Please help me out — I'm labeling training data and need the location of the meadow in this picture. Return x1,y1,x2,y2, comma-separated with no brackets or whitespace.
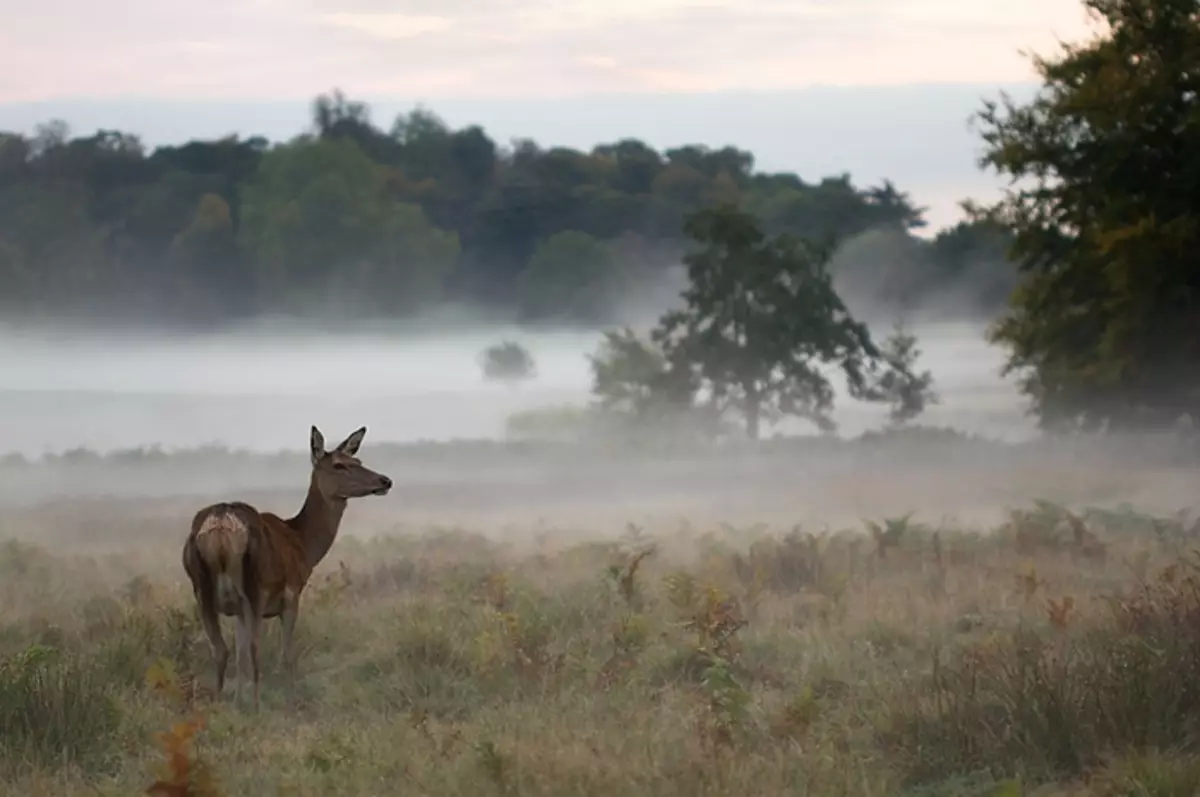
2,432,1200,796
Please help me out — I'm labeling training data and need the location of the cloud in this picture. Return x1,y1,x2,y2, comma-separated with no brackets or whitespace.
0,0,1100,101
314,12,454,40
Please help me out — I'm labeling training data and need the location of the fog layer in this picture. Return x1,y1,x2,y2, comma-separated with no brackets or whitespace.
0,320,1028,457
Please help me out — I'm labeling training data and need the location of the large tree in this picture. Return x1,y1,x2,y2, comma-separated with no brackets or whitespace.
649,204,911,438
975,0,1200,430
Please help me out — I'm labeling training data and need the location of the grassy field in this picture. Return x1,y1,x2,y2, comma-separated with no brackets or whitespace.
3,489,1200,796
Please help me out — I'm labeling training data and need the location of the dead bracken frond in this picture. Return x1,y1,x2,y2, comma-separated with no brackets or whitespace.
144,662,223,797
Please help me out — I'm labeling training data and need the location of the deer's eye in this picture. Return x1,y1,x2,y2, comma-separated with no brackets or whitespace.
333,462,348,471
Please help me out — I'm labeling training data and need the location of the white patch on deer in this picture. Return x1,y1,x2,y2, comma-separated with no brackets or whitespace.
195,511,250,615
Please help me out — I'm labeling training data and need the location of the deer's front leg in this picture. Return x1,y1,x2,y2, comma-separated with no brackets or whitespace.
279,591,300,699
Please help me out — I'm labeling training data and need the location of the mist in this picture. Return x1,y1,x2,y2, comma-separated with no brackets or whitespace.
0,316,1028,458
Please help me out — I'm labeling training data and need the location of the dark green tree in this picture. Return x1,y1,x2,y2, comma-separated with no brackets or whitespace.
517,231,624,324
974,0,1200,430
651,204,892,439
238,136,458,313
587,327,720,440
479,340,537,385
589,328,694,416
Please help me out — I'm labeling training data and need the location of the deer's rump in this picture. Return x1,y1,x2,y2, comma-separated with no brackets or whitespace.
184,501,264,616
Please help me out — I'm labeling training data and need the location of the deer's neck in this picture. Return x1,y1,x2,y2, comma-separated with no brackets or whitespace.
287,476,348,569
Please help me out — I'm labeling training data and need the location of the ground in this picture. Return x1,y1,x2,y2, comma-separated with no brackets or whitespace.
2,441,1200,796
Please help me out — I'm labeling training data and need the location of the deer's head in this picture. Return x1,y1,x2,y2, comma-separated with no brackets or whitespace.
309,425,392,500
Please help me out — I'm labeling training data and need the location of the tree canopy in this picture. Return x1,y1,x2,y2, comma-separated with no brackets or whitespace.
976,0,1200,431
590,205,935,439
0,92,1014,327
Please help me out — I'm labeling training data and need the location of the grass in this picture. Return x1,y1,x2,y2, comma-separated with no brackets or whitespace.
1,500,1199,796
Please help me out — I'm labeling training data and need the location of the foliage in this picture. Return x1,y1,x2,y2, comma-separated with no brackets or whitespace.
144,716,223,797
0,91,1016,327
503,404,593,442
143,658,223,797
974,0,1200,430
640,204,929,438
586,326,727,441
883,555,1200,786
0,644,122,774
589,329,696,415
478,340,537,385
875,321,940,426
516,231,624,324
239,136,459,314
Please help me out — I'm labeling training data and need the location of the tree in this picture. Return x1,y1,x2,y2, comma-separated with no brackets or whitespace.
479,340,537,385
974,0,1200,430
167,193,251,317
0,90,1010,328
239,136,458,313
0,239,32,311
589,328,695,416
926,218,1018,314
588,327,724,441
517,231,624,324
874,322,939,426
650,204,889,439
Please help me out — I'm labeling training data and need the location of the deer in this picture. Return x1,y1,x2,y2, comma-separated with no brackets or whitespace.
181,425,392,708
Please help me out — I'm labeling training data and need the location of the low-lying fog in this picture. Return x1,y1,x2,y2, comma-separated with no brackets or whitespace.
0,319,1029,457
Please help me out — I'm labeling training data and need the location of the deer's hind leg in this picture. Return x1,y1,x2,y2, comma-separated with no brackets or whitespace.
193,574,230,698
231,556,263,710
233,609,261,709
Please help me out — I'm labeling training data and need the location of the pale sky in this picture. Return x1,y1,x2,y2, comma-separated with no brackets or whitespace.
0,0,1099,101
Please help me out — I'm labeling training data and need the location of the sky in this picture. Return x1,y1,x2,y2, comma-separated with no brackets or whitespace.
0,0,1102,229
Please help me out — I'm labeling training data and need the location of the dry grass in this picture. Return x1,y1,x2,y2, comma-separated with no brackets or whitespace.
1,499,1200,796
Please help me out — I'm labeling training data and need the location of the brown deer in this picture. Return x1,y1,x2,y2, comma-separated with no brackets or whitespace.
181,425,392,708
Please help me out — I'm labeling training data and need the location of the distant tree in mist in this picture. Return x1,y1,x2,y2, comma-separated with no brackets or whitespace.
874,321,939,427
647,204,920,439
584,205,933,440
588,327,697,418
479,340,537,386
974,0,1200,431
582,327,727,443
516,231,626,325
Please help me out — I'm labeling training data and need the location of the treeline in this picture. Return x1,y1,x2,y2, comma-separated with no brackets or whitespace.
0,91,1015,327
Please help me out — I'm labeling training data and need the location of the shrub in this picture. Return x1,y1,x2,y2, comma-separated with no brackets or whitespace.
479,340,536,385
0,644,123,774
881,555,1200,785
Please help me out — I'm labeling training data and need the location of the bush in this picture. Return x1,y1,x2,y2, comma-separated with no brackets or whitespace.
881,555,1200,785
478,341,536,385
504,404,596,442
0,644,123,774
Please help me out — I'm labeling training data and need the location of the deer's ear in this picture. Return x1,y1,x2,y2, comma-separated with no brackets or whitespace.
335,426,367,456
310,426,326,464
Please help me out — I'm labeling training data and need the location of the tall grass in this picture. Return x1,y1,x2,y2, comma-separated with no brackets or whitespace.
0,499,1198,795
